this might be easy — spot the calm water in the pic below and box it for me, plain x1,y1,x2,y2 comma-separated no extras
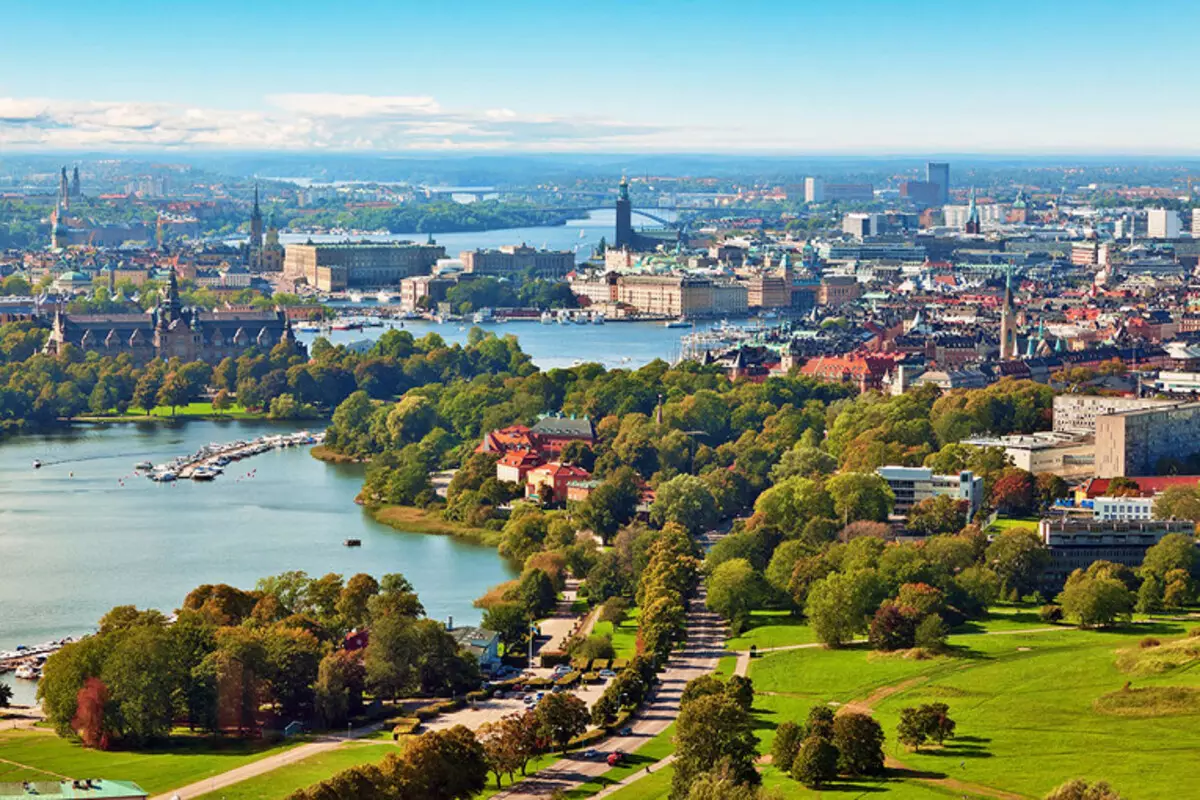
0,421,517,704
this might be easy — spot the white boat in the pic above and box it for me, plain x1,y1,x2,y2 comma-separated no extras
472,308,493,324
665,318,693,329
32,459,42,469
347,291,364,303
592,313,605,325
376,290,395,304
573,313,588,325
151,470,177,482
191,466,220,481
14,664,40,680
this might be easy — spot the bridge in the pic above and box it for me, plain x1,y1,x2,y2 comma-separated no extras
528,205,768,230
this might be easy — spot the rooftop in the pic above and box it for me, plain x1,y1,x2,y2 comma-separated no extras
0,781,146,799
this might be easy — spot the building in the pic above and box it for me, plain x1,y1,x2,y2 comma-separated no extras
960,432,1096,478
842,213,881,238
817,275,861,306
825,183,874,202
1092,496,1155,522
798,354,895,392
615,176,633,247
0,780,147,799
45,269,298,364
1147,208,1181,239
875,466,984,517
616,274,714,318
1052,395,1174,435
997,266,1017,359
526,461,592,504
804,177,824,203
1037,518,1195,590
744,275,787,310
1193,208,1200,236
926,162,950,205
445,623,501,671
1094,401,1200,477
399,275,454,311
460,245,575,278
899,180,941,208
284,242,445,291
528,416,596,456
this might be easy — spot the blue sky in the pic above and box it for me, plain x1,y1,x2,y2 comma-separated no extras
2,0,1198,153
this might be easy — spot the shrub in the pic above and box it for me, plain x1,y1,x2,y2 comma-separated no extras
466,689,490,702
772,720,803,772
555,671,582,687
539,650,570,667
914,613,950,652
1039,604,1064,623
792,735,839,787
1140,637,1161,649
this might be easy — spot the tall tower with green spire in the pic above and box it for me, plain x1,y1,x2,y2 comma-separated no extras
965,187,982,234
615,176,633,249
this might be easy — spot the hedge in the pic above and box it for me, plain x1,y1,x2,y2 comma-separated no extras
466,689,490,702
391,718,422,739
540,650,570,667
582,671,600,683
555,670,582,687
571,657,591,670
568,727,608,749
610,658,629,670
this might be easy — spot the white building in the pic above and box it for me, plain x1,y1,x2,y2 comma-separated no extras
1092,496,1155,522
1193,208,1200,236
841,212,881,238
875,466,984,517
1147,208,1181,239
960,431,1095,479
804,177,825,204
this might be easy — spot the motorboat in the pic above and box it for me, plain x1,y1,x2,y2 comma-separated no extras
344,538,362,547
376,290,396,304
664,318,693,328
191,466,220,481
347,291,364,303
134,461,154,471
14,664,40,680
32,460,42,469
540,311,554,325
151,470,177,482
592,313,605,325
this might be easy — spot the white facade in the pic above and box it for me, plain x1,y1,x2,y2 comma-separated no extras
1147,208,1181,239
804,177,824,203
1193,208,1200,236
1092,496,1155,522
875,466,984,517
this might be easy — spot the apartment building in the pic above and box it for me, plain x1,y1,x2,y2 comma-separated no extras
875,466,984,517
284,242,446,291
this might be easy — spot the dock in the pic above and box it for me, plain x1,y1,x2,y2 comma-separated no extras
143,430,325,482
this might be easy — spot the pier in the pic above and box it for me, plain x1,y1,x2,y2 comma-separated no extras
143,431,324,482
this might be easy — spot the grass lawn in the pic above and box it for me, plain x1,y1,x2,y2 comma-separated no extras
370,504,501,546
593,607,640,659
986,517,1039,533
602,764,674,800
0,729,296,795
725,610,815,651
78,402,267,421
475,753,561,798
191,742,398,800
746,617,1200,799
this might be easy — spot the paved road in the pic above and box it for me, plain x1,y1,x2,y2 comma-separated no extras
490,591,726,799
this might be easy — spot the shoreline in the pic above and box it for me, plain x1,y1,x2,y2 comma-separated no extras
368,503,502,548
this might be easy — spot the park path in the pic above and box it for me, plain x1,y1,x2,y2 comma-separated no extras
147,723,385,800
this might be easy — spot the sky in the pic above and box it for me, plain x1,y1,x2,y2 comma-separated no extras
2,0,1199,154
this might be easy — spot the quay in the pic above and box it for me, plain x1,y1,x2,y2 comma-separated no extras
143,430,324,482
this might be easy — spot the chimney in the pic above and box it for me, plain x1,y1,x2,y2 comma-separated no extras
447,616,453,631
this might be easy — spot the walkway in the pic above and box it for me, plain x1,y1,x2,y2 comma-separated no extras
147,723,385,800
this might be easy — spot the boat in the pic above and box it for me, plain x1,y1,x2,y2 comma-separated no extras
134,461,153,471
592,313,605,325
295,322,321,332
344,538,362,547
540,311,554,325
376,290,396,304
191,466,219,481
32,459,42,469
347,291,364,303
151,470,177,482
664,318,693,329
14,664,40,680
472,308,493,324
573,314,588,325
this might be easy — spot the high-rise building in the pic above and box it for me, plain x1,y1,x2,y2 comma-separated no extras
926,162,950,205
899,180,940,208
1147,208,1181,239
804,177,825,203
614,176,633,248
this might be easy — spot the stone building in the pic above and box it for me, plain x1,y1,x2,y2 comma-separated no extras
460,245,574,278
1094,401,1200,477
45,269,298,363
284,242,446,291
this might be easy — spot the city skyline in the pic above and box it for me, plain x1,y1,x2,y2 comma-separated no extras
4,0,1200,154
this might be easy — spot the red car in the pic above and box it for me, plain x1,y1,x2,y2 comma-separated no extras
606,750,625,767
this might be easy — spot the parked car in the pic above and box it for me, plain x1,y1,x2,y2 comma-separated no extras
618,726,633,736
598,669,617,678
606,750,625,767
584,749,598,759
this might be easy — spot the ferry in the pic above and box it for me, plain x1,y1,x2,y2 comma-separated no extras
295,322,322,333
134,461,154,471
331,321,364,332
664,318,693,329
347,291,364,304
376,290,396,304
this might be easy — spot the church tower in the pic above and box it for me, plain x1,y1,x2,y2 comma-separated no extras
998,265,1017,359
964,187,981,234
58,167,71,211
70,166,81,199
248,184,264,269
614,176,633,249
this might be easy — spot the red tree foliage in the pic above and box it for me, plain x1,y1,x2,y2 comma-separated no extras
72,677,110,750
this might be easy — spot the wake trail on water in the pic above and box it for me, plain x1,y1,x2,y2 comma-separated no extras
37,451,157,468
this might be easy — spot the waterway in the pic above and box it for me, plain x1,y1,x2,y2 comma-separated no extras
0,421,517,705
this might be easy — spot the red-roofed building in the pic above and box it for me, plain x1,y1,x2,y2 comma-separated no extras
798,354,897,391
477,424,534,455
1075,475,1200,502
526,462,592,505
496,448,544,484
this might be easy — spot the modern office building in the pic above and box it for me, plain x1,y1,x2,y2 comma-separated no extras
875,466,984,517
1147,208,1181,239
1052,395,1174,435
1094,401,1200,477
284,242,446,291
1037,518,1195,590
926,162,950,205
900,180,941,208
1091,496,1155,522
960,432,1096,478
804,177,824,203
842,212,881,238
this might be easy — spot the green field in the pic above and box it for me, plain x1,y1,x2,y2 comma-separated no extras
593,606,641,659
986,517,1039,533
725,610,815,651
0,729,295,795
77,401,268,421
745,618,1199,799
191,742,397,800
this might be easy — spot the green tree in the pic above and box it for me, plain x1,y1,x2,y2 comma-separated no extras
1152,485,1200,521
1058,571,1133,628
534,692,589,754
578,467,640,545
336,573,380,630
1044,779,1128,800
651,474,717,535
832,712,886,776
706,559,765,633
1140,532,1197,580
826,473,894,525
985,529,1050,597
1136,574,1164,614
211,388,233,415
792,735,839,787
771,720,804,773
906,495,969,536
806,570,883,647
671,693,760,800
156,371,191,415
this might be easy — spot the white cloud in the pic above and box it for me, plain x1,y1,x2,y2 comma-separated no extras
0,93,671,151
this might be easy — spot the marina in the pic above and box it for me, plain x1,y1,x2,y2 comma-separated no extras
140,431,324,482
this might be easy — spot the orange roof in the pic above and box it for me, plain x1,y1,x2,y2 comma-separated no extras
528,462,591,481
477,425,533,453
498,449,543,468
